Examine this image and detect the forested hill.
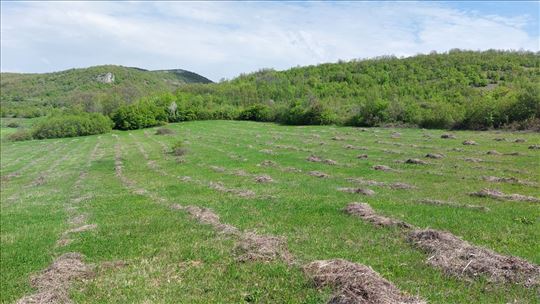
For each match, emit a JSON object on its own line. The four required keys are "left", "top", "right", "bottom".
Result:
{"left": 0, "top": 65, "right": 212, "bottom": 117}
{"left": 169, "top": 50, "right": 539, "bottom": 129}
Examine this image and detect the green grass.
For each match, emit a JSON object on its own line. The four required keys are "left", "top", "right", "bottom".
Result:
{"left": 1, "top": 120, "right": 539, "bottom": 303}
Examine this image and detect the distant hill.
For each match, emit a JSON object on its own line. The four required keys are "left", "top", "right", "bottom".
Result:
{"left": 0, "top": 65, "right": 212, "bottom": 116}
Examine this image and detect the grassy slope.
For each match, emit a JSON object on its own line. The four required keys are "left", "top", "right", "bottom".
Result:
{"left": 1, "top": 121, "right": 539, "bottom": 303}
{"left": 0, "top": 65, "right": 212, "bottom": 105}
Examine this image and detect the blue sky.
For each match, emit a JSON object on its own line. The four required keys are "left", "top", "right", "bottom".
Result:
{"left": 1, "top": 1, "right": 538, "bottom": 81}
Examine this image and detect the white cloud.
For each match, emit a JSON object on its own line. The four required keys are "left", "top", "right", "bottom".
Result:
{"left": 1, "top": 1, "right": 538, "bottom": 81}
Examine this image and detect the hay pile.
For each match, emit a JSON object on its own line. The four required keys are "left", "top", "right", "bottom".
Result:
{"left": 357, "top": 154, "right": 368, "bottom": 159}
{"left": 344, "top": 203, "right": 412, "bottom": 228}
{"left": 304, "top": 259, "right": 424, "bottom": 304}
{"left": 17, "top": 253, "right": 94, "bottom": 304}
{"left": 405, "top": 158, "right": 427, "bottom": 165}
{"left": 235, "top": 232, "right": 293, "bottom": 264}
{"left": 409, "top": 229, "right": 540, "bottom": 287}
{"left": 373, "top": 165, "right": 392, "bottom": 171}
{"left": 338, "top": 188, "right": 375, "bottom": 196}
{"left": 462, "top": 140, "right": 477, "bottom": 145}
{"left": 254, "top": 175, "right": 274, "bottom": 183}
{"left": 470, "top": 189, "right": 540, "bottom": 203}
{"left": 183, "top": 205, "right": 239, "bottom": 235}
{"left": 425, "top": 153, "right": 444, "bottom": 159}
{"left": 309, "top": 171, "right": 329, "bottom": 178}
{"left": 441, "top": 134, "right": 456, "bottom": 139}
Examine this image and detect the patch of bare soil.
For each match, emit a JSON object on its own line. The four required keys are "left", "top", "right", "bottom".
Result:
{"left": 408, "top": 229, "right": 540, "bottom": 287}
{"left": 470, "top": 189, "right": 540, "bottom": 203}
{"left": 405, "top": 158, "right": 427, "bottom": 165}
{"left": 418, "top": 199, "right": 489, "bottom": 211}
{"left": 373, "top": 165, "right": 392, "bottom": 171}
{"left": 338, "top": 188, "right": 375, "bottom": 196}
{"left": 304, "top": 259, "right": 424, "bottom": 304}
{"left": 309, "top": 171, "right": 329, "bottom": 178}
{"left": 462, "top": 140, "right": 477, "bottom": 145}
{"left": 17, "top": 253, "right": 94, "bottom": 304}
{"left": 441, "top": 134, "right": 456, "bottom": 139}
{"left": 425, "top": 153, "right": 444, "bottom": 159}
{"left": 344, "top": 203, "right": 412, "bottom": 228}
{"left": 235, "top": 232, "right": 293, "bottom": 264}
{"left": 254, "top": 175, "right": 273, "bottom": 183}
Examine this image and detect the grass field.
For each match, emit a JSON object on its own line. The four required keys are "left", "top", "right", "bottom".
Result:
{"left": 1, "top": 120, "right": 539, "bottom": 303}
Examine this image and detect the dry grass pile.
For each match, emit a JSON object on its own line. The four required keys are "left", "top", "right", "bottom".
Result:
{"left": 309, "top": 171, "right": 329, "bottom": 178}
{"left": 209, "top": 182, "right": 256, "bottom": 198}
{"left": 303, "top": 259, "right": 424, "bottom": 304}
{"left": 425, "top": 153, "right": 444, "bottom": 159}
{"left": 155, "top": 128, "right": 174, "bottom": 135}
{"left": 464, "top": 157, "right": 483, "bottom": 163}
{"left": 408, "top": 229, "right": 540, "bottom": 287}
{"left": 17, "top": 253, "right": 94, "bottom": 304}
{"left": 338, "top": 188, "right": 375, "bottom": 196}
{"left": 462, "top": 140, "right": 477, "bottom": 145}
{"left": 357, "top": 154, "right": 368, "bottom": 159}
{"left": 235, "top": 232, "right": 293, "bottom": 264}
{"left": 529, "top": 144, "right": 540, "bottom": 150}
{"left": 373, "top": 165, "right": 392, "bottom": 171}
{"left": 347, "top": 178, "right": 415, "bottom": 190}
{"left": 482, "top": 176, "right": 534, "bottom": 186}
{"left": 344, "top": 203, "right": 412, "bottom": 228}
{"left": 486, "top": 150, "right": 502, "bottom": 155}
{"left": 258, "top": 160, "right": 277, "bottom": 167}
{"left": 470, "top": 189, "right": 540, "bottom": 203}
{"left": 254, "top": 175, "right": 273, "bottom": 183}
{"left": 405, "top": 158, "right": 428, "bottom": 165}
{"left": 182, "top": 205, "right": 239, "bottom": 235}
{"left": 441, "top": 134, "right": 456, "bottom": 139}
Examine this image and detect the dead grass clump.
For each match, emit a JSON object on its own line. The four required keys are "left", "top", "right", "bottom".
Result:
{"left": 408, "top": 229, "right": 540, "bottom": 287}
{"left": 482, "top": 176, "right": 533, "bottom": 186}
{"left": 425, "top": 153, "right": 444, "bottom": 159}
{"left": 101, "top": 260, "right": 127, "bottom": 270}
{"left": 529, "top": 144, "right": 540, "bottom": 150}
{"left": 464, "top": 157, "right": 483, "bottom": 163}
{"left": 514, "top": 138, "right": 526, "bottom": 143}
{"left": 357, "top": 154, "right": 368, "bottom": 159}
{"left": 470, "top": 189, "right": 540, "bottom": 203}
{"left": 210, "top": 165, "right": 226, "bottom": 173}
{"left": 373, "top": 165, "right": 392, "bottom": 171}
{"left": 155, "top": 128, "right": 175, "bottom": 135}
{"left": 235, "top": 232, "right": 293, "bottom": 263}
{"left": 171, "top": 141, "right": 187, "bottom": 156}
{"left": 17, "top": 252, "right": 94, "bottom": 304}
{"left": 183, "top": 205, "right": 239, "bottom": 235}
{"left": 259, "top": 149, "right": 274, "bottom": 154}
{"left": 405, "top": 158, "right": 427, "bottom": 165}
{"left": 344, "top": 144, "right": 355, "bottom": 149}
{"left": 391, "top": 132, "right": 401, "bottom": 138}
{"left": 494, "top": 137, "right": 506, "bottom": 142}
{"left": 441, "top": 134, "right": 456, "bottom": 139}
{"left": 307, "top": 155, "right": 322, "bottom": 162}
{"left": 332, "top": 136, "right": 344, "bottom": 141}
{"left": 309, "top": 171, "right": 329, "bottom": 178}
{"left": 209, "top": 182, "right": 256, "bottom": 198}
{"left": 344, "top": 203, "right": 412, "bottom": 228}
{"left": 254, "top": 175, "right": 273, "bottom": 183}
{"left": 258, "top": 160, "right": 277, "bottom": 167}
{"left": 486, "top": 150, "right": 502, "bottom": 155}
{"left": 463, "top": 140, "right": 477, "bottom": 145}
{"left": 304, "top": 259, "right": 424, "bottom": 304}
{"left": 338, "top": 188, "right": 375, "bottom": 196}
{"left": 389, "top": 182, "right": 416, "bottom": 190}
{"left": 324, "top": 159, "right": 337, "bottom": 165}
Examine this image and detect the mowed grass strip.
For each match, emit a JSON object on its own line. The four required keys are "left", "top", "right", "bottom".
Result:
{"left": 1, "top": 121, "right": 539, "bottom": 303}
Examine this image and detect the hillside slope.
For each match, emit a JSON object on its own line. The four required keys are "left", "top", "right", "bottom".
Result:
{"left": 171, "top": 50, "right": 539, "bottom": 129}
{"left": 0, "top": 65, "right": 212, "bottom": 116}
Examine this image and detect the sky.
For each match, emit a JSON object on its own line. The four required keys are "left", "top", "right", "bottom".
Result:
{"left": 1, "top": 1, "right": 539, "bottom": 81}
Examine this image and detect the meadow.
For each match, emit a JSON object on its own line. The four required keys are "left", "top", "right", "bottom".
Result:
{"left": 1, "top": 120, "right": 539, "bottom": 303}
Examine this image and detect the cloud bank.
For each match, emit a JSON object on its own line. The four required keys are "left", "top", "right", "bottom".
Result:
{"left": 1, "top": 1, "right": 538, "bottom": 81}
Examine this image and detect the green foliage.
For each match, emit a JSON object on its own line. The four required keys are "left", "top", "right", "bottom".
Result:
{"left": 238, "top": 104, "right": 274, "bottom": 121}
{"left": 31, "top": 112, "right": 113, "bottom": 139}
{"left": 112, "top": 100, "right": 167, "bottom": 130}
{"left": 7, "top": 129, "right": 33, "bottom": 141}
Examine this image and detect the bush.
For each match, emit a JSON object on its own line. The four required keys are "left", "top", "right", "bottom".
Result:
{"left": 32, "top": 113, "right": 113, "bottom": 139}
{"left": 170, "top": 141, "right": 187, "bottom": 156}
{"left": 238, "top": 104, "right": 274, "bottom": 121}
{"left": 8, "top": 129, "right": 33, "bottom": 141}
{"left": 155, "top": 127, "right": 175, "bottom": 135}
{"left": 112, "top": 100, "right": 166, "bottom": 130}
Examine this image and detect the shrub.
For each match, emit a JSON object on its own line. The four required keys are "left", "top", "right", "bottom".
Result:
{"left": 238, "top": 104, "right": 274, "bottom": 121}
{"left": 170, "top": 141, "right": 187, "bottom": 156}
{"left": 155, "top": 127, "right": 175, "bottom": 135}
{"left": 8, "top": 129, "right": 33, "bottom": 141}
{"left": 112, "top": 100, "right": 166, "bottom": 130}
{"left": 32, "top": 113, "right": 113, "bottom": 139}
